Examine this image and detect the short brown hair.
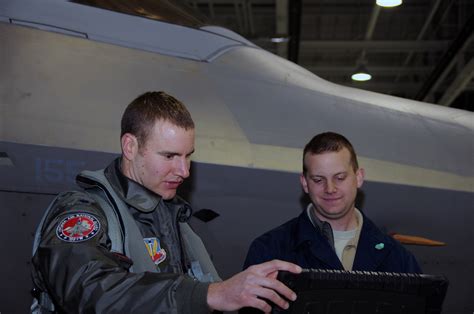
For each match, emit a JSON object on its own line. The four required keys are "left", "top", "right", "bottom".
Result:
{"left": 303, "top": 132, "right": 359, "bottom": 173}
{"left": 121, "top": 91, "right": 195, "bottom": 147}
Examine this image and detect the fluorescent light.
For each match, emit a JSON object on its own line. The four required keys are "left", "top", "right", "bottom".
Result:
{"left": 376, "top": 0, "right": 402, "bottom": 8}
{"left": 352, "top": 72, "right": 372, "bottom": 81}
{"left": 270, "top": 37, "right": 289, "bottom": 43}
{"left": 351, "top": 64, "right": 372, "bottom": 81}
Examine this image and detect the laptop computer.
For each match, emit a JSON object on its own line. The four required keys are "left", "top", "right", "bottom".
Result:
{"left": 274, "top": 269, "right": 449, "bottom": 314}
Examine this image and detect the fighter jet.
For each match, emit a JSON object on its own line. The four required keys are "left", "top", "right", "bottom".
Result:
{"left": 0, "top": 0, "right": 472, "bottom": 312}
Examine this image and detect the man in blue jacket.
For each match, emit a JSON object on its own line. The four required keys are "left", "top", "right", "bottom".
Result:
{"left": 244, "top": 132, "right": 421, "bottom": 273}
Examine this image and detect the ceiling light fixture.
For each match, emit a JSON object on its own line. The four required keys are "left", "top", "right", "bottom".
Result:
{"left": 376, "top": 0, "right": 402, "bottom": 8}
{"left": 351, "top": 63, "right": 372, "bottom": 81}
{"left": 270, "top": 37, "right": 289, "bottom": 43}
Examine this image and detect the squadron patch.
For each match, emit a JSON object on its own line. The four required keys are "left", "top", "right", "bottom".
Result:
{"left": 144, "top": 237, "right": 167, "bottom": 265}
{"left": 56, "top": 213, "right": 100, "bottom": 242}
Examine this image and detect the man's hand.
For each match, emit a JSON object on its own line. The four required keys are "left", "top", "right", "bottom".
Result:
{"left": 207, "top": 259, "right": 302, "bottom": 313}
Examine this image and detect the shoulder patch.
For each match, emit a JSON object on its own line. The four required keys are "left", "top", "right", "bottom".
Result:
{"left": 56, "top": 213, "right": 101, "bottom": 242}
{"left": 144, "top": 237, "right": 167, "bottom": 265}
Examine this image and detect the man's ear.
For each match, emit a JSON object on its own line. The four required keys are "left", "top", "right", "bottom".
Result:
{"left": 121, "top": 133, "right": 139, "bottom": 161}
{"left": 356, "top": 167, "right": 365, "bottom": 188}
{"left": 300, "top": 173, "right": 309, "bottom": 194}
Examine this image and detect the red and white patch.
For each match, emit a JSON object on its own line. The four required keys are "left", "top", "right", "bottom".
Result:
{"left": 56, "top": 213, "right": 100, "bottom": 242}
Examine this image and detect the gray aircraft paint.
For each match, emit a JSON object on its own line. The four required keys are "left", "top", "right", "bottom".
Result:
{"left": 0, "top": 1, "right": 473, "bottom": 313}
{"left": 1, "top": 142, "right": 473, "bottom": 313}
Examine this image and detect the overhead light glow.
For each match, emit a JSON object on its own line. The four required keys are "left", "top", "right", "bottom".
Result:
{"left": 270, "top": 37, "right": 289, "bottom": 43}
{"left": 351, "top": 63, "right": 372, "bottom": 81}
{"left": 376, "top": 0, "right": 402, "bottom": 8}
{"left": 352, "top": 72, "right": 372, "bottom": 81}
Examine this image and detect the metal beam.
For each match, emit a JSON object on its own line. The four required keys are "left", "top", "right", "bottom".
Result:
{"left": 395, "top": 0, "right": 442, "bottom": 83}
{"left": 416, "top": 13, "right": 474, "bottom": 101}
{"left": 307, "top": 65, "right": 433, "bottom": 76}
{"left": 245, "top": 0, "right": 255, "bottom": 36}
{"left": 240, "top": 0, "right": 249, "bottom": 34}
{"left": 233, "top": 0, "right": 244, "bottom": 34}
{"left": 275, "top": 0, "right": 288, "bottom": 59}
{"left": 438, "top": 58, "right": 474, "bottom": 107}
{"left": 288, "top": 0, "right": 302, "bottom": 63}
{"left": 359, "top": 4, "right": 380, "bottom": 62}
{"left": 193, "top": 0, "right": 273, "bottom": 4}
{"left": 208, "top": 0, "right": 215, "bottom": 19}
{"left": 340, "top": 82, "right": 422, "bottom": 94}
{"left": 298, "top": 40, "right": 450, "bottom": 52}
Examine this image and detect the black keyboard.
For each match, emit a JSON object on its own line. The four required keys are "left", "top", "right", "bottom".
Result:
{"left": 273, "top": 269, "right": 448, "bottom": 314}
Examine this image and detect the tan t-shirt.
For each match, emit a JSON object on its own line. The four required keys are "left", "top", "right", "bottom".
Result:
{"left": 307, "top": 205, "right": 364, "bottom": 270}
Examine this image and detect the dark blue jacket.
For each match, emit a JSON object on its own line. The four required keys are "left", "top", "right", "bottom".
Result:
{"left": 244, "top": 210, "right": 421, "bottom": 273}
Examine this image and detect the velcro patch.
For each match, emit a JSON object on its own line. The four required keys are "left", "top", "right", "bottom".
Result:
{"left": 56, "top": 213, "right": 100, "bottom": 242}
{"left": 144, "top": 237, "right": 167, "bottom": 265}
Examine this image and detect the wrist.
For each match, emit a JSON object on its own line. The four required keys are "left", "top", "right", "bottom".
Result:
{"left": 207, "top": 282, "right": 223, "bottom": 311}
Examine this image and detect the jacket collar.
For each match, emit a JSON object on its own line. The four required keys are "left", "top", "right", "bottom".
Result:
{"left": 103, "top": 158, "right": 192, "bottom": 221}
{"left": 306, "top": 204, "right": 335, "bottom": 250}
{"left": 293, "top": 211, "right": 342, "bottom": 268}
{"left": 293, "top": 209, "right": 394, "bottom": 270}
{"left": 352, "top": 215, "right": 394, "bottom": 270}
{"left": 104, "top": 158, "right": 163, "bottom": 213}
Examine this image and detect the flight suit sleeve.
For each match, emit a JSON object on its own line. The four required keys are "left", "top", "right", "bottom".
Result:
{"left": 31, "top": 191, "right": 210, "bottom": 313}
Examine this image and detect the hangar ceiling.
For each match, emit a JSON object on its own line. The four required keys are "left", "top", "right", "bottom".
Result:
{"left": 71, "top": 0, "right": 473, "bottom": 111}
{"left": 186, "top": 0, "right": 474, "bottom": 111}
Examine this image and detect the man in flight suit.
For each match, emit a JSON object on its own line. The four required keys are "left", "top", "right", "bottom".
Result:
{"left": 32, "top": 91, "right": 301, "bottom": 313}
